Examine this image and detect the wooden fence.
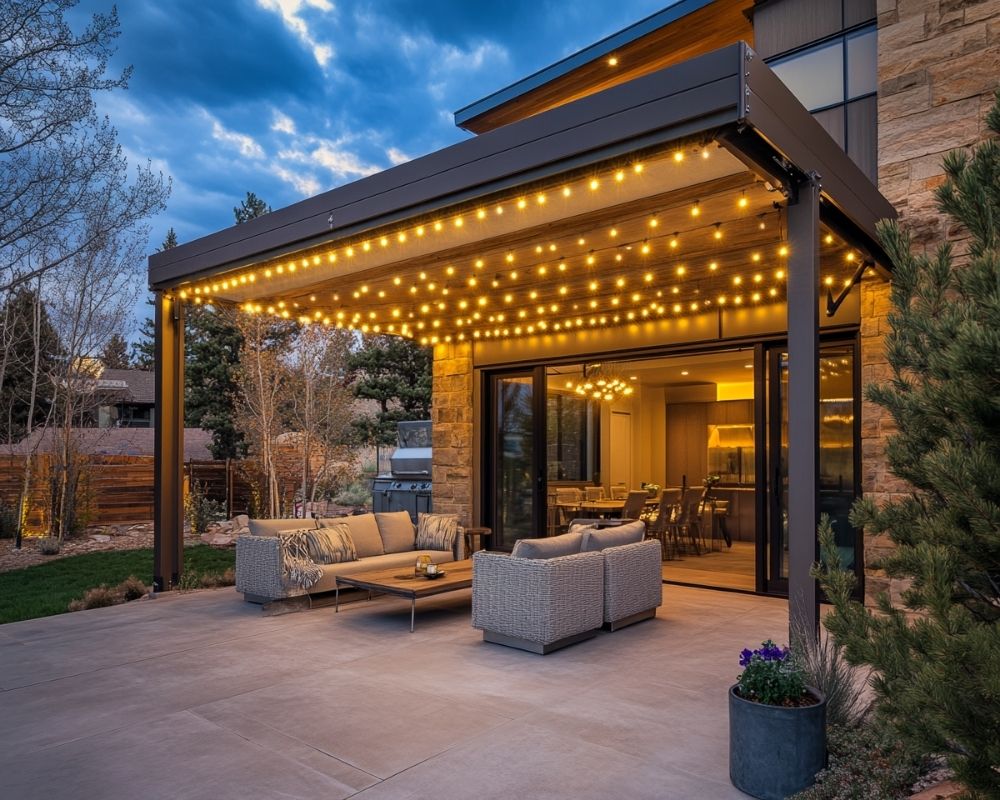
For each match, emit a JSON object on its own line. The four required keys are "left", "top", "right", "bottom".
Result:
{"left": 0, "top": 455, "right": 255, "bottom": 532}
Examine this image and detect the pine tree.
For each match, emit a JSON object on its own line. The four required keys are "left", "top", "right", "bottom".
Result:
{"left": 347, "top": 335, "right": 431, "bottom": 445}
{"left": 185, "top": 199, "right": 270, "bottom": 459}
{"left": 131, "top": 228, "right": 178, "bottom": 369}
{"left": 0, "top": 287, "right": 61, "bottom": 443}
{"left": 101, "top": 333, "right": 130, "bottom": 369}
{"left": 816, "top": 94, "right": 1000, "bottom": 796}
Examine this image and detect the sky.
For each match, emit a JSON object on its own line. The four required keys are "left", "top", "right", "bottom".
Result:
{"left": 69, "top": 0, "right": 676, "bottom": 333}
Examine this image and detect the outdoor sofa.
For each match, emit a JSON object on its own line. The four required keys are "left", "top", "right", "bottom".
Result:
{"left": 236, "top": 511, "right": 463, "bottom": 603}
{"left": 471, "top": 520, "right": 662, "bottom": 654}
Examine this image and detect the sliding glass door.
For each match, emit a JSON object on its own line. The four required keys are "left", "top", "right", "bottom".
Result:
{"left": 486, "top": 370, "right": 545, "bottom": 549}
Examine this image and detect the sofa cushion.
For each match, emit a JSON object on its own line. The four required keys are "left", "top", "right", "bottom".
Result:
{"left": 580, "top": 520, "right": 646, "bottom": 552}
{"left": 511, "top": 531, "right": 583, "bottom": 560}
{"left": 248, "top": 518, "right": 318, "bottom": 537}
{"left": 304, "top": 524, "right": 357, "bottom": 564}
{"left": 415, "top": 513, "right": 458, "bottom": 552}
{"left": 375, "top": 511, "right": 416, "bottom": 553}
{"left": 319, "top": 514, "right": 384, "bottom": 558}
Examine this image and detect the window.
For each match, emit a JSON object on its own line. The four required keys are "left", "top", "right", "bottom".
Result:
{"left": 771, "top": 40, "right": 845, "bottom": 111}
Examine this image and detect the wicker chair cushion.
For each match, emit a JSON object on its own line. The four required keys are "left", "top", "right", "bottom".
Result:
{"left": 319, "top": 514, "right": 384, "bottom": 558}
{"left": 511, "top": 531, "right": 583, "bottom": 559}
{"left": 416, "top": 513, "right": 459, "bottom": 552}
{"left": 375, "top": 511, "right": 416, "bottom": 553}
{"left": 580, "top": 520, "right": 646, "bottom": 552}
{"left": 304, "top": 524, "right": 357, "bottom": 564}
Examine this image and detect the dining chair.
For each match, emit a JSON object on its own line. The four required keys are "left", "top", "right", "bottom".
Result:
{"left": 610, "top": 484, "right": 628, "bottom": 500}
{"left": 584, "top": 486, "right": 605, "bottom": 502}
{"left": 665, "top": 488, "right": 703, "bottom": 556}
{"left": 646, "top": 488, "right": 681, "bottom": 560}
{"left": 621, "top": 490, "right": 648, "bottom": 522}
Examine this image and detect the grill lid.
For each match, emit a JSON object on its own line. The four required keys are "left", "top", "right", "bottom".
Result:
{"left": 389, "top": 420, "right": 432, "bottom": 477}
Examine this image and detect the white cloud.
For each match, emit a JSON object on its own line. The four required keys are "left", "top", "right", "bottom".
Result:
{"left": 271, "top": 165, "right": 321, "bottom": 197}
{"left": 257, "top": 0, "right": 335, "bottom": 68}
{"left": 208, "top": 117, "right": 265, "bottom": 159}
{"left": 278, "top": 136, "right": 381, "bottom": 181}
{"left": 386, "top": 147, "right": 411, "bottom": 166}
{"left": 271, "top": 110, "right": 297, "bottom": 135}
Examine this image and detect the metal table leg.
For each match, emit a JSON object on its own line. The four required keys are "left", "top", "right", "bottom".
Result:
{"left": 335, "top": 583, "right": 339, "bottom": 613}
{"left": 410, "top": 598, "right": 415, "bottom": 633}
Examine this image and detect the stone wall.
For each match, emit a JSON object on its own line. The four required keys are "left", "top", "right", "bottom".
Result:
{"left": 863, "top": 0, "right": 1000, "bottom": 605}
{"left": 430, "top": 342, "right": 474, "bottom": 527}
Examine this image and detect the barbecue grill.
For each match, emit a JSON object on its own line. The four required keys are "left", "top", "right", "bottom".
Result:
{"left": 371, "top": 420, "right": 432, "bottom": 522}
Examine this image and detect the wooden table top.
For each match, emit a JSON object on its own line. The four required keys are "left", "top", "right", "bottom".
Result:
{"left": 334, "top": 559, "right": 473, "bottom": 599}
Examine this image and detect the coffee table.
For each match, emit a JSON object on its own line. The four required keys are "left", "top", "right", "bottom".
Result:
{"left": 334, "top": 559, "right": 473, "bottom": 632}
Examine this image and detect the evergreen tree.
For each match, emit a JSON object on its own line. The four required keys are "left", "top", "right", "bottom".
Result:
{"left": 816, "top": 94, "right": 1000, "bottom": 796}
{"left": 131, "top": 228, "right": 177, "bottom": 369}
{"left": 0, "top": 288, "right": 61, "bottom": 443}
{"left": 233, "top": 192, "right": 271, "bottom": 224}
{"left": 185, "top": 200, "right": 269, "bottom": 459}
{"left": 101, "top": 333, "right": 130, "bottom": 369}
{"left": 348, "top": 335, "right": 431, "bottom": 445}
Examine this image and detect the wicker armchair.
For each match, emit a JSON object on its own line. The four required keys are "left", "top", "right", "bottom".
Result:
{"left": 471, "top": 550, "right": 604, "bottom": 654}
{"left": 602, "top": 539, "right": 663, "bottom": 630}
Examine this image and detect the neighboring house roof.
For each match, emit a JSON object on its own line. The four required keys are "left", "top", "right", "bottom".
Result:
{"left": 10, "top": 428, "right": 215, "bottom": 461}
{"left": 96, "top": 368, "right": 155, "bottom": 405}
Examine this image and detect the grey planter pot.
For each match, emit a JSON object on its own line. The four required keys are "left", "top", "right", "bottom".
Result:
{"left": 729, "top": 684, "right": 827, "bottom": 800}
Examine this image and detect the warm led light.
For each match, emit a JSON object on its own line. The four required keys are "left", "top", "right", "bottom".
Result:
{"left": 734, "top": 276, "right": 743, "bottom": 285}
{"left": 434, "top": 221, "right": 443, "bottom": 231}
{"left": 824, "top": 233, "right": 834, "bottom": 244}
{"left": 709, "top": 261, "right": 718, "bottom": 271}
{"left": 752, "top": 253, "right": 761, "bottom": 262}
{"left": 824, "top": 276, "right": 834, "bottom": 286}
{"left": 778, "top": 245, "right": 788, "bottom": 257}
{"left": 670, "top": 236, "right": 679, "bottom": 249}
{"left": 641, "top": 243, "right": 650, "bottom": 254}
{"left": 691, "top": 201, "right": 700, "bottom": 217}
{"left": 505, "top": 253, "right": 514, "bottom": 263}
{"left": 610, "top": 228, "right": 618, "bottom": 238}
{"left": 416, "top": 226, "right": 425, "bottom": 236}
{"left": 615, "top": 170, "right": 625, "bottom": 182}
{"left": 616, "top": 277, "right": 626, "bottom": 288}
{"left": 644, "top": 272, "right": 653, "bottom": 282}
{"left": 776, "top": 269, "right": 785, "bottom": 280}
{"left": 673, "top": 151, "right": 684, "bottom": 163}
{"left": 563, "top": 186, "right": 572, "bottom": 198}
{"left": 590, "top": 179, "right": 600, "bottom": 190}
{"left": 476, "top": 208, "right": 486, "bottom": 219}
{"left": 738, "top": 193, "right": 748, "bottom": 209}
{"left": 517, "top": 198, "right": 527, "bottom": 210}
{"left": 607, "top": 56, "right": 618, "bottom": 67}
{"left": 714, "top": 223, "right": 722, "bottom": 240}
{"left": 475, "top": 259, "right": 484, "bottom": 268}
{"left": 846, "top": 252, "right": 856, "bottom": 262}
{"left": 589, "top": 281, "right": 599, "bottom": 291}
{"left": 701, "top": 149, "right": 710, "bottom": 159}
{"left": 649, "top": 217, "right": 659, "bottom": 228}
{"left": 676, "top": 266, "right": 686, "bottom": 276}
{"left": 633, "top": 163, "right": 643, "bottom": 174}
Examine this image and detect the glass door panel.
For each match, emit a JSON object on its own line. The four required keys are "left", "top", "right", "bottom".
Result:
{"left": 492, "top": 373, "right": 539, "bottom": 549}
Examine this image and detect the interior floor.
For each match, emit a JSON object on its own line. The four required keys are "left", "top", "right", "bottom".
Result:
{"left": 660, "top": 540, "right": 756, "bottom": 592}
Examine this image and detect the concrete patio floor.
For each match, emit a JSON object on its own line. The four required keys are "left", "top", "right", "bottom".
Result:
{"left": 0, "top": 583, "right": 788, "bottom": 799}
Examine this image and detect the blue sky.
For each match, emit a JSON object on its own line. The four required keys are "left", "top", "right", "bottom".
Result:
{"left": 74, "top": 1, "right": 673, "bottom": 262}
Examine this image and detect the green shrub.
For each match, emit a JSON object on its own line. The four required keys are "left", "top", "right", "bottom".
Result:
{"left": 0, "top": 500, "right": 19, "bottom": 539}
{"left": 333, "top": 478, "right": 371, "bottom": 509}
{"left": 792, "top": 626, "right": 872, "bottom": 729}
{"left": 184, "top": 481, "right": 226, "bottom": 534}
{"left": 791, "top": 720, "right": 926, "bottom": 800}
{"left": 37, "top": 536, "right": 61, "bottom": 555}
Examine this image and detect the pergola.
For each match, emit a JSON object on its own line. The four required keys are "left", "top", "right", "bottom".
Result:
{"left": 148, "top": 43, "right": 894, "bottom": 632}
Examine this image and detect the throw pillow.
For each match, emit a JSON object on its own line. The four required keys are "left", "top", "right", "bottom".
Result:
{"left": 304, "top": 524, "right": 357, "bottom": 564}
{"left": 277, "top": 529, "right": 323, "bottom": 589}
{"left": 375, "top": 511, "right": 416, "bottom": 553}
{"left": 415, "top": 513, "right": 458, "bottom": 552}
{"left": 319, "top": 514, "right": 384, "bottom": 558}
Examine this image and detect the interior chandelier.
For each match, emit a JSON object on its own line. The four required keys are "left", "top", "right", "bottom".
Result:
{"left": 563, "top": 364, "right": 635, "bottom": 402}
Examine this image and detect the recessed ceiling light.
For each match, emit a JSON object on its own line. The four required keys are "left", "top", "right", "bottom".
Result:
{"left": 681, "top": 370, "right": 689, "bottom": 376}
{"left": 629, "top": 376, "right": 638, "bottom": 380}
{"left": 744, "top": 363, "right": 753, "bottom": 369}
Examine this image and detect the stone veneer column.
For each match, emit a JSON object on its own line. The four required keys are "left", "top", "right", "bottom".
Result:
{"left": 863, "top": 0, "right": 1000, "bottom": 606}
{"left": 431, "top": 342, "right": 474, "bottom": 526}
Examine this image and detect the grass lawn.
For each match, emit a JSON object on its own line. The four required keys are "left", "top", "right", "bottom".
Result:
{"left": 0, "top": 546, "right": 236, "bottom": 625}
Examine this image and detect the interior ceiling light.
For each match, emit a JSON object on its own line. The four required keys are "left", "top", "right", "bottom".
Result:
{"left": 563, "top": 363, "right": 634, "bottom": 402}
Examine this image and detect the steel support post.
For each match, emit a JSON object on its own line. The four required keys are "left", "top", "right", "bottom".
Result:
{"left": 786, "top": 173, "right": 821, "bottom": 641}
{"left": 153, "top": 291, "right": 185, "bottom": 590}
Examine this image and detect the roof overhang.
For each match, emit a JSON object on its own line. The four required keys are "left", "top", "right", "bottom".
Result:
{"left": 148, "top": 43, "right": 894, "bottom": 344}
{"left": 453, "top": 0, "right": 754, "bottom": 133}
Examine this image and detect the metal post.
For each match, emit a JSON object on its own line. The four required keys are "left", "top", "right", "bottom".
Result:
{"left": 153, "top": 292, "right": 185, "bottom": 591}
{"left": 786, "top": 173, "right": 821, "bottom": 641}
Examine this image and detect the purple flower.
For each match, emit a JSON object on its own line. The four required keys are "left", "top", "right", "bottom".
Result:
{"left": 739, "top": 648, "right": 753, "bottom": 667}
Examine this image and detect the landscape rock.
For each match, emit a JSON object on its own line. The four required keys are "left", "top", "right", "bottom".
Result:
{"left": 90, "top": 534, "right": 112, "bottom": 543}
